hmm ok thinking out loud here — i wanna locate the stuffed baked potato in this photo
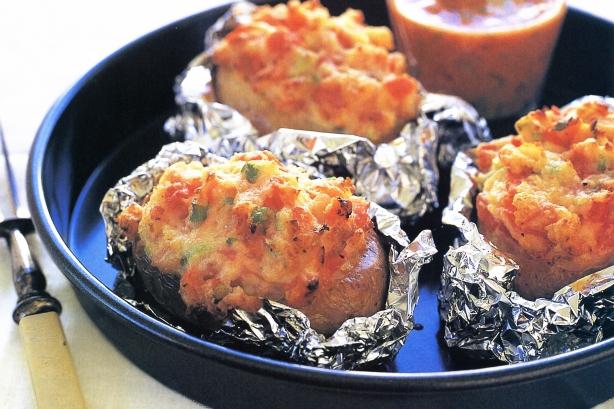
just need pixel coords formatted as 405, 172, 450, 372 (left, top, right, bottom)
475, 100, 614, 299
118, 150, 387, 334
211, 0, 421, 143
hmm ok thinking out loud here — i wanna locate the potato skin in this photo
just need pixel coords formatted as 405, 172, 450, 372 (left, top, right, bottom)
299, 228, 387, 334
133, 242, 219, 329
132, 229, 387, 334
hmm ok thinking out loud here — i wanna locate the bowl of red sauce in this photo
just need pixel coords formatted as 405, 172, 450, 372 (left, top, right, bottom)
388, 0, 567, 119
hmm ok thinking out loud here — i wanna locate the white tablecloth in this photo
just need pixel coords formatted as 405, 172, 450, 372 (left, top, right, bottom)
0, 1, 223, 407
0, 1, 612, 408
0, 158, 208, 409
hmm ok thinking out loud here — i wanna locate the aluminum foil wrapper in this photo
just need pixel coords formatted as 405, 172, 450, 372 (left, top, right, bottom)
100, 140, 437, 369
164, 2, 491, 222
439, 96, 614, 363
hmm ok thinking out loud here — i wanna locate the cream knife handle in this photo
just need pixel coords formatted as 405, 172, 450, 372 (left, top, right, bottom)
19, 312, 87, 409
6, 229, 87, 408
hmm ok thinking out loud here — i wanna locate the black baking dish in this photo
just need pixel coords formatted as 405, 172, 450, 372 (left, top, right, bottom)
27, 2, 614, 408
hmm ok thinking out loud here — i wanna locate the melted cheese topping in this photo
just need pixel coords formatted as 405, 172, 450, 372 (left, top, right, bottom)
476, 101, 614, 273
212, 0, 421, 142
119, 151, 372, 317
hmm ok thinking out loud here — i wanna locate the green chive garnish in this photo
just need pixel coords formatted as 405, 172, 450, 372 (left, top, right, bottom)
241, 162, 260, 183
250, 206, 269, 225
190, 201, 209, 224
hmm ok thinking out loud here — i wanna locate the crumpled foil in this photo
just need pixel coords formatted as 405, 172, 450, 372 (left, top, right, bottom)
439, 95, 614, 363
164, 1, 491, 222
100, 140, 437, 369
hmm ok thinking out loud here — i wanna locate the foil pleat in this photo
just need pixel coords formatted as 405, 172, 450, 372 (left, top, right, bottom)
163, 1, 491, 222
212, 227, 436, 370
439, 96, 614, 363
100, 141, 437, 369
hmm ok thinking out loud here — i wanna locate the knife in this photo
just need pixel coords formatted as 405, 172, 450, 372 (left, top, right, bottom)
0, 121, 87, 409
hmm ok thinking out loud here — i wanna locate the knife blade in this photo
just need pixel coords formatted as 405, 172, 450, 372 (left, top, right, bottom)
0, 121, 87, 409
0, 131, 33, 236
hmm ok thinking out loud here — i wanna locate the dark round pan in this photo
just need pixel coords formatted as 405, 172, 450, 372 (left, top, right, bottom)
27, 2, 614, 408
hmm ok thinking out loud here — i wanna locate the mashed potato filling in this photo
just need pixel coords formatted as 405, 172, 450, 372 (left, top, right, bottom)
475, 101, 614, 296
118, 151, 373, 318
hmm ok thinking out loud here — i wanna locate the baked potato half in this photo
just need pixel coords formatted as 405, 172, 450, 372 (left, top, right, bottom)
118, 150, 387, 334
211, 0, 421, 143
475, 100, 614, 299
